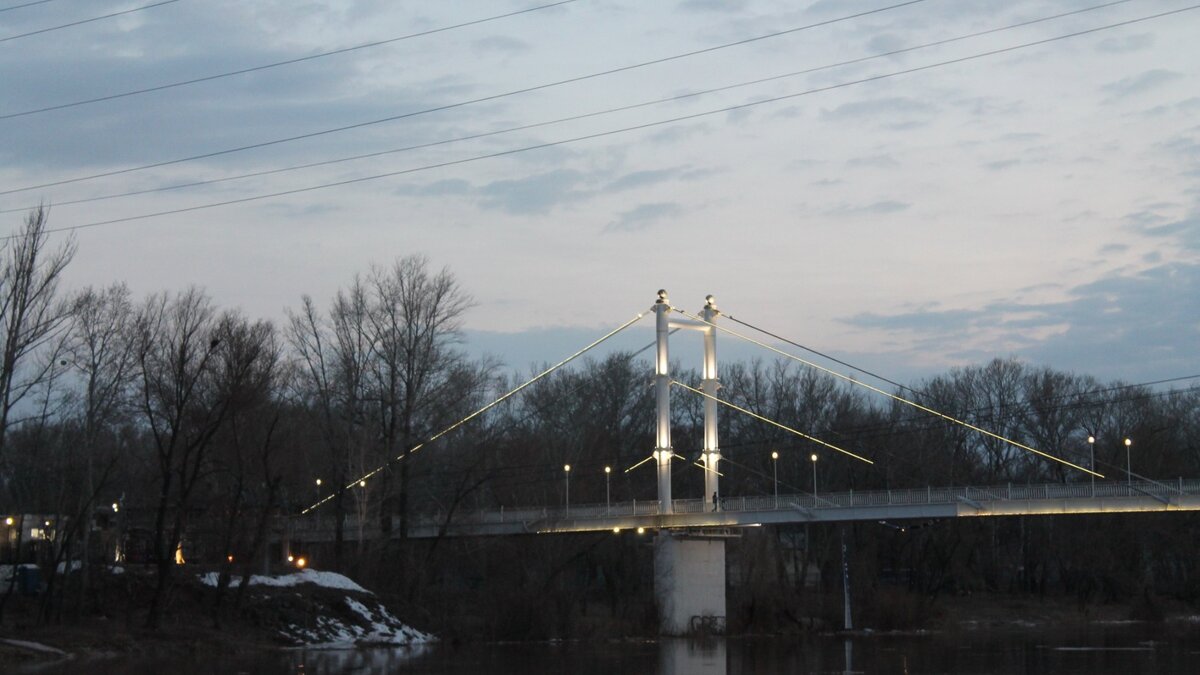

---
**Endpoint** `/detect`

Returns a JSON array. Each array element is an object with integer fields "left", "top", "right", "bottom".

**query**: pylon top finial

[{"left": 656, "top": 289, "right": 668, "bottom": 303}]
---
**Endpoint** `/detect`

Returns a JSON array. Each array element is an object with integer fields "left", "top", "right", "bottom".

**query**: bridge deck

[{"left": 288, "top": 479, "right": 1200, "bottom": 540}]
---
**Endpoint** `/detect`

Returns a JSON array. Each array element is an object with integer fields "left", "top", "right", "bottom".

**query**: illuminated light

[
  {"left": 1087, "top": 436, "right": 1095, "bottom": 444},
  {"left": 227, "top": 555, "right": 234, "bottom": 563},
  {"left": 564, "top": 464, "right": 571, "bottom": 473},
  {"left": 612, "top": 527, "right": 620, "bottom": 534},
  {"left": 359, "top": 480, "right": 366, "bottom": 487},
  {"left": 1125, "top": 438, "right": 1132, "bottom": 447},
  {"left": 604, "top": 466, "right": 611, "bottom": 474},
  {"left": 771, "top": 451, "right": 778, "bottom": 460},
  {"left": 296, "top": 557, "right": 307, "bottom": 568},
  {"left": 112, "top": 502, "right": 119, "bottom": 513},
  {"left": 287, "top": 555, "right": 294, "bottom": 563},
  {"left": 4, "top": 517, "right": 12, "bottom": 526},
  {"left": 673, "top": 307, "right": 1103, "bottom": 478},
  {"left": 315, "top": 478, "right": 322, "bottom": 486},
  {"left": 671, "top": 379, "right": 873, "bottom": 465},
  {"left": 811, "top": 454, "right": 818, "bottom": 463},
  {"left": 44, "top": 521, "right": 50, "bottom": 527},
  {"left": 175, "top": 544, "right": 186, "bottom": 565},
  {"left": 637, "top": 527, "right": 645, "bottom": 534}
]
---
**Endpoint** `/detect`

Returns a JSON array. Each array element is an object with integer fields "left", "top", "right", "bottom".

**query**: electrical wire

[
  {"left": 11, "top": 4, "right": 1194, "bottom": 240},
  {"left": 0, "top": 0, "right": 57, "bottom": 13},
  {"left": 0, "top": 0, "right": 179, "bottom": 44},
  {"left": 0, "top": 0, "right": 928, "bottom": 195},
  {"left": 0, "top": 0, "right": 1139, "bottom": 217},
  {"left": 0, "top": 0, "right": 581, "bottom": 120},
  {"left": 673, "top": 307, "right": 1103, "bottom": 478},
  {"left": 301, "top": 311, "right": 647, "bottom": 513}
]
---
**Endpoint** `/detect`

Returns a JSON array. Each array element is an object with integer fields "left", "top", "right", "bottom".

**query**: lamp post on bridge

[
  {"left": 771, "top": 451, "right": 778, "bottom": 507},
  {"left": 1086, "top": 435, "right": 1095, "bottom": 496},
  {"left": 811, "top": 453, "right": 819, "bottom": 498},
  {"left": 564, "top": 464, "right": 571, "bottom": 514},
  {"left": 1124, "top": 438, "right": 1132, "bottom": 488},
  {"left": 604, "top": 466, "right": 611, "bottom": 514}
]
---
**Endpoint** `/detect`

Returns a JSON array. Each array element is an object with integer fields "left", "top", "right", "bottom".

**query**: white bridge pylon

[{"left": 653, "top": 290, "right": 720, "bottom": 515}]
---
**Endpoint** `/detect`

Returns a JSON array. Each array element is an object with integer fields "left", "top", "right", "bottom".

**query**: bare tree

[
  {"left": 134, "top": 288, "right": 228, "bottom": 630},
  {"left": 0, "top": 206, "right": 76, "bottom": 461},
  {"left": 65, "top": 283, "right": 136, "bottom": 617},
  {"left": 363, "top": 255, "right": 473, "bottom": 539}
]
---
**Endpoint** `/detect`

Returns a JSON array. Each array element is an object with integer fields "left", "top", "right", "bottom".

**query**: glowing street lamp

[
  {"left": 771, "top": 451, "right": 779, "bottom": 505},
  {"left": 811, "top": 453, "right": 819, "bottom": 497},
  {"left": 604, "top": 466, "right": 612, "bottom": 514},
  {"left": 1087, "top": 435, "right": 1096, "bottom": 495},
  {"left": 564, "top": 464, "right": 571, "bottom": 512},
  {"left": 1125, "top": 438, "right": 1133, "bottom": 486}
]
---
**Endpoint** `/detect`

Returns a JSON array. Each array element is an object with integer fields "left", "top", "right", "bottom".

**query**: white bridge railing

[{"left": 290, "top": 478, "right": 1200, "bottom": 537}]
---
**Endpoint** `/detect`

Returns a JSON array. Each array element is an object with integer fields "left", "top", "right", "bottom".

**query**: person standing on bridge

[{"left": 713, "top": 492, "right": 719, "bottom": 512}]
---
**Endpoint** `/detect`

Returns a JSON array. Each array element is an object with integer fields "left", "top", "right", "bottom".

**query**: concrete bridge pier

[{"left": 654, "top": 531, "right": 727, "bottom": 635}]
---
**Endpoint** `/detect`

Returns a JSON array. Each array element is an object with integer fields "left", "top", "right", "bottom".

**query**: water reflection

[
  {"left": 13, "top": 622, "right": 1200, "bottom": 674},
  {"left": 660, "top": 638, "right": 726, "bottom": 675}
]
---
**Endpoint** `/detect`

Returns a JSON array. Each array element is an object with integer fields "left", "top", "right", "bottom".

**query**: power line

[
  {"left": 0, "top": 0, "right": 582, "bottom": 120},
  {"left": 13, "top": 4, "right": 1193, "bottom": 240},
  {"left": 0, "top": 0, "right": 57, "bottom": 13},
  {"left": 0, "top": 0, "right": 179, "bottom": 44},
  {"left": 0, "top": 0, "right": 928, "bottom": 196},
  {"left": 0, "top": 0, "right": 1138, "bottom": 216}
]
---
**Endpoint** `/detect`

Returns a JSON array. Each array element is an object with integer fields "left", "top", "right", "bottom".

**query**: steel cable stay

[
  {"left": 672, "top": 307, "right": 1104, "bottom": 478},
  {"left": 671, "top": 379, "right": 874, "bottom": 465},
  {"left": 301, "top": 311, "right": 648, "bottom": 514}
]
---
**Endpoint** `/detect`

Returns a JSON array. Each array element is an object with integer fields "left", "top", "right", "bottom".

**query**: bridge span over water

[{"left": 290, "top": 478, "right": 1200, "bottom": 541}]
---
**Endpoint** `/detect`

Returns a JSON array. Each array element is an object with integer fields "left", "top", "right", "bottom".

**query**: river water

[{"left": 17, "top": 623, "right": 1200, "bottom": 674}]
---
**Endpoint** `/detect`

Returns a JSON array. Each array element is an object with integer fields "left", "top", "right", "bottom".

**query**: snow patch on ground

[
  {"left": 55, "top": 560, "right": 82, "bottom": 574},
  {"left": 198, "top": 568, "right": 369, "bottom": 593},
  {"left": 196, "top": 568, "right": 432, "bottom": 648},
  {"left": 0, "top": 638, "right": 69, "bottom": 655}
]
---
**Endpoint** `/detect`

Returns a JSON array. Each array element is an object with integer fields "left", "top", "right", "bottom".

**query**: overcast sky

[{"left": 1, "top": 0, "right": 1197, "bottom": 388}]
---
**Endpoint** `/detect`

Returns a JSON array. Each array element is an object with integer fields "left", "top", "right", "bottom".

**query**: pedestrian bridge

[{"left": 289, "top": 478, "right": 1200, "bottom": 541}]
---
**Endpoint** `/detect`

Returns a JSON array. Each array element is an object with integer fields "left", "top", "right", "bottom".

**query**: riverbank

[{"left": 0, "top": 566, "right": 430, "bottom": 668}]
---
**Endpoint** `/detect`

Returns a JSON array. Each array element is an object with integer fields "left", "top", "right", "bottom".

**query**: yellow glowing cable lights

[
  {"left": 675, "top": 307, "right": 1103, "bottom": 478},
  {"left": 672, "top": 379, "right": 873, "bottom": 465}
]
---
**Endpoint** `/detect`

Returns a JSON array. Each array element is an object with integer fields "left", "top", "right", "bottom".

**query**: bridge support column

[
  {"left": 654, "top": 531, "right": 726, "bottom": 635},
  {"left": 654, "top": 291, "right": 673, "bottom": 514}
]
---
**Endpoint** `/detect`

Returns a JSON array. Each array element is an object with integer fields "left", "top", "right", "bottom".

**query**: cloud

[
  {"left": 821, "top": 97, "right": 937, "bottom": 123},
  {"left": 605, "top": 202, "right": 682, "bottom": 232},
  {"left": 478, "top": 169, "right": 587, "bottom": 215},
  {"left": 828, "top": 200, "right": 910, "bottom": 215},
  {"left": 1095, "top": 33, "right": 1153, "bottom": 54},
  {"left": 1101, "top": 69, "right": 1183, "bottom": 100},
  {"left": 841, "top": 263, "right": 1200, "bottom": 381},
  {"left": 471, "top": 35, "right": 530, "bottom": 56},
  {"left": 605, "top": 168, "right": 679, "bottom": 192},
  {"left": 845, "top": 154, "right": 900, "bottom": 169},
  {"left": 985, "top": 159, "right": 1020, "bottom": 171},
  {"left": 394, "top": 179, "right": 472, "bottom": 197}
]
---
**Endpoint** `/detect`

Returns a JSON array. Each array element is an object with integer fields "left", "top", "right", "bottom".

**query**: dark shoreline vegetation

[{"left": 0, "top": 207, "right": 1198, "bottom": 661}]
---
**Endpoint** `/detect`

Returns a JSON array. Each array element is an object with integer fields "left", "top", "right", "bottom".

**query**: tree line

[{"left": 0, "top": 207, "right": 1196, "bottom": 632}]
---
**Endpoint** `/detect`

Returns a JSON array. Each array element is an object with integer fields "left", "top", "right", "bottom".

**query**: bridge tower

[
  {"left": 653, "top": 291, "right": 673, "bottom": 513},
  {"left": 653, "top": 291, "right": 726, "bottom": 635},
  {"left": 653, "top": 291, "right": 722, "bottom": 513}
]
